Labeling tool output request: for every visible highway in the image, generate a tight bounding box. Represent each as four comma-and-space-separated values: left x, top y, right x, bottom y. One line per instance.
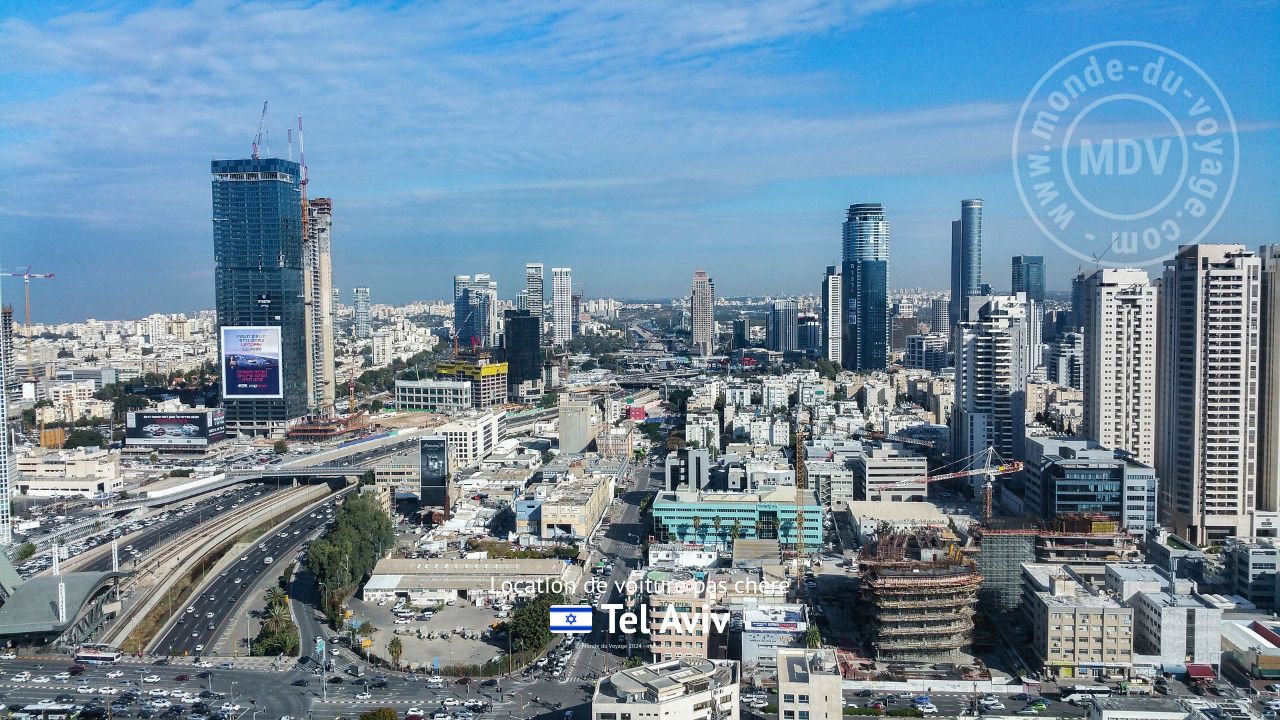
154, 494, 341, 657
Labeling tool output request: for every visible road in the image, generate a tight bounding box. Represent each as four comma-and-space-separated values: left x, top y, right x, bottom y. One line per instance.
153, 495, 342, 657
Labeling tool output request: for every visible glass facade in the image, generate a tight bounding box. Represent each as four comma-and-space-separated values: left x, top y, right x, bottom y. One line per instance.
950, 199, 983, 327
841, 203, 890, 371
1012, 255, 1046, 305
502, 309, 541, 390
212, 157, 308, 433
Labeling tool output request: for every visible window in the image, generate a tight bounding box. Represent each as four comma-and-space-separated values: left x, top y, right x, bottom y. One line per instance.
799, 694, 809, 703
783, 694, 795, 703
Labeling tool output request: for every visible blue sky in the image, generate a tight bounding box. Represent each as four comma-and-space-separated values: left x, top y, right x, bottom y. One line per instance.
1, 0, 1277, 321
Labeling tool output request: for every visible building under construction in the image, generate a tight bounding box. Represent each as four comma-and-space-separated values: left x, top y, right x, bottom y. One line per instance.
860, 530, 982, 663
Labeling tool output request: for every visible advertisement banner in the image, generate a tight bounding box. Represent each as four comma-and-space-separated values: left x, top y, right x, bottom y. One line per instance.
125, 411, 224, 447
221, 326, 283, 399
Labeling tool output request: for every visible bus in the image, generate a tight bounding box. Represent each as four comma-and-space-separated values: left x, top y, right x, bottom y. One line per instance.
74, 644, 122, 665
12, 704, 80, 720
1062, 684, 1112, 704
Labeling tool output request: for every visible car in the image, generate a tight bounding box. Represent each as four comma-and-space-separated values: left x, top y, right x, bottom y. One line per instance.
107, 671, 124, 679
442, 698, 460, 707
481, 678, 498, 688
328, 676, 344, 684
32, 675, 51, 683
866, 702, 886, 710
1016, 709, 1040, 716
456, 677, 472, 685
856, 689, 875, 697
430, 713, 450, 720
982, 702, 1007, 711
355, 692, 371, 700
0, 652, 14, 660
148, 689, 170, 697
11, 671, 30, 682
78, 686, 96, 694
220, 704, 241, 713
292, 679, 309, 687
1267, 700, 1280, 711
54, 672, 72, 681
143, 675, 161, 683
174, 674, 190, 682
917, 704, 939, 715
1010, 693, 1033, 702
194, 644, 205, 652
100, 687, 119, 695
234, 577, 242, 584
149, 699, 171, 708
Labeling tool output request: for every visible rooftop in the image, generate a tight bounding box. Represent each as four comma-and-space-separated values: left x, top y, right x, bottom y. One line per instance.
0, 572, 121, 637
595, 658, 738, 703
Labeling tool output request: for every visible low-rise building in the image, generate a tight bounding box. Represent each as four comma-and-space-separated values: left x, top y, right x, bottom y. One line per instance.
14, 447, 123, 498
590, 658, 740, 720
362, 557, 574, 606
776, 648, 843, 720
1224, 540, 1280, 609
394, 379, 472, 413
853, 442, 928, 502
652, 486, 822, 553
740, 605, 808, 679
1129, 591, 1221, 669
438, 410, 504, 469
596, 422, 634, 459
1023, 564, 1134, 679
539, 473, 614, 539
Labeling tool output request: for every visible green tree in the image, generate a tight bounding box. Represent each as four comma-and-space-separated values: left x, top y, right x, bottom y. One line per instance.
539, 391, 560, 409
387, 637, 403, 669
507, 591, 566, 653
273, 439, 289, 454
15, 543, 36, 562
359, 709, 398, 720
369, 399, 384, 412
263, 603, 292, 634
712, 516, 723, 545
358, 620, 376, 637
63, 429, 105, 449
806, 625, 822, 648
264, 587, 287, 608
729, 520, 742, 546
691, 515, 702, 543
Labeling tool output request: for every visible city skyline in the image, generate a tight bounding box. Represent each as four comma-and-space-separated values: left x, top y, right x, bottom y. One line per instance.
2, 2, 1278, 322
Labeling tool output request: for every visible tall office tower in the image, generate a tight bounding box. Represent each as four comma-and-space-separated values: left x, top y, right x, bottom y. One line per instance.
1011, 255, 1046, 306
302, 197, 336, 416
1080, 268, 1157, 466
1069, 272, 1089, 330
1257, 246, 1280, 516
1157, 245, 1263, 543
797, 313, 822, 351
767, 300, 799, 353
502, 309, 542, 398
515, 290, 529, 313
352, 287, 371, 338
821, 265, 843, 365
953, 294, 1041, 464
453, 274, 499, 348
551, 268, 573, 345
524, 263, 545, 321
949, 199, 983, 330
928, 298, 950, 335
212, 157, 308, 435
690, 270, 715, 356
732, 317, 751, 350
841, 203, 890, 371
0, 286, 10, 545
0, 306, 13, 393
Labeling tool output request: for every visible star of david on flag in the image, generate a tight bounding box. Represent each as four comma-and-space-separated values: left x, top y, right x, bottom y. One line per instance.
549, 604, 592, 634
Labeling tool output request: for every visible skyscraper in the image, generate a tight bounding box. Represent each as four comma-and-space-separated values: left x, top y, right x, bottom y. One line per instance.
1080, 268, 1157, 466
732, 316, 751, 350
953, 294, 1041, 463
841, 203, 890, 371
821, 265, 842, 366
0, 306, 13, 394
0, 285, 10, 545
1011, 255, 1046, 306
302, 197, 336, 416
502, 309, 542, 399
767, 300, 799, 353
453, 274, 499, 348
525, 263, 545, 322
690, 270, 715, 356
1157, 244, 1263, 543
928, 298, 949, 335
352, 287, 371, 338
552, 268, 573, 345
950, 199, 983, 329
212, 157, 308, 435
1257, 245, 1280, 517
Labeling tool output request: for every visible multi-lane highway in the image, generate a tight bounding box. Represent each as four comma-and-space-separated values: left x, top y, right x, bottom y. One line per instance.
155, 495, 342, 657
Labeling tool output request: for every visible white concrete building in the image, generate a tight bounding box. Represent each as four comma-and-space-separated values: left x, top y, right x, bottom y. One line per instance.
394, 379, 472, 413
776, 648, 843, 720
591, 658, 739, 720
853, 442, 928, 502
1129, 591, 1221, 668
438, 411, 504, 469
954, 293, 1041, 464
302, 197, 337, 416
691, 270, 715, 356
761, 377, 788, 411
822, 265, 842, 366
371, 329, 395, 366
14, 447, 123, 498
1157, 245, 1263, 544
552, 267, 573, 345
524, 263, 545, 321
1081, 268, 1157, 467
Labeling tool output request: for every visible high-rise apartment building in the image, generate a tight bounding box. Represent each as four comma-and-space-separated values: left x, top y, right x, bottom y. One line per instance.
954, 294, 1041, 463
551, 267, 573, 345
0, 306, 13, 393
502, 309, 541, 399
767, 300, 798, 353
212, 157, 308, 435
928, 297, 950, 335
524, 263, 545, 321
1045, 332, 1083, 390
1012, 255, 1046, 306
950, 199, 983, 329
690, 270, 715, 356
732, 316, 751, 350
453, 274, 499, 348
842, 203, 889, 371
1157, 245, 1263, 543
1081, 268, 1157, 466
1257, 246, 1280, 517
352, 286, 371, 338
821, 265, 842, 366
0, 287, 10, 545
302, 197, 336, 416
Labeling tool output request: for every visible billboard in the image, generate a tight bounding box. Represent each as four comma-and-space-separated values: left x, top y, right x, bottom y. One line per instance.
221, 326, 283, 399
419, 436, 449, 507
125, 410, 226, 448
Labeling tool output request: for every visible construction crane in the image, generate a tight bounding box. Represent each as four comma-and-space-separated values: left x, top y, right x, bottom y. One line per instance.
251, 100, 269, 160
882, 447, 1023, 524
852, 428, 934, 449
792, 426, 810, 562
1, 266, 55, 381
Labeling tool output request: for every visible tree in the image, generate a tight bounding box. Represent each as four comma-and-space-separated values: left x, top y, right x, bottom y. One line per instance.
691, 516, 702, 542
712, 516, 723, 545
359, 710, 398, 720
729, 520, 742, 546
15, 543, 36, 562
358, 620, 376, 637
806, 625, 822, 649
370, 399, 384, 413
387, 637, 403, 669
264, 587, 287, 608
507, 591, 566, 653
263, 604, 292, 634
539, 391, 559, 410
64, 429, 105, 449
273, 439, 289, 454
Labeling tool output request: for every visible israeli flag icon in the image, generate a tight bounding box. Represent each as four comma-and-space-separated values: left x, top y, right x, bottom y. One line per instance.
549, 605, 592, 634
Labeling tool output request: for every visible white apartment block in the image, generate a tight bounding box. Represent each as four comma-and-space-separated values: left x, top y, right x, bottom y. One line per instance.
524, 263, 545, 320
394, 379, 472, 413
1082, 268, 1157, 467
691, 270, 716, 356
954, 294, 1041, 464
822, 265, 842, 366
1130, 591, 1222, 668
438, 410, 504, 469
762, 377, 789, 410
1261, 245, 1280, 517
685, 410, 721, 453
853, 442, 928, 501
591, 659, 739, 720
776, 648, 843, 720
371, 329, 395, 366
552, 267, 573, 345
1157, 244, 1262, 544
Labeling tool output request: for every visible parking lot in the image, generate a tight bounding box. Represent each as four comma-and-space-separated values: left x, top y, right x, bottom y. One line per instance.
347, 596, 504, 671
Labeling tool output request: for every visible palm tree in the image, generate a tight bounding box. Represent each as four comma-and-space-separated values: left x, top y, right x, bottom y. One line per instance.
729, 520, 742, 546
263, 604, 292, 634
712, 516, 723, 547
387, 637, 403, 669
691, 516, 702, 543
264, 587, 286, 608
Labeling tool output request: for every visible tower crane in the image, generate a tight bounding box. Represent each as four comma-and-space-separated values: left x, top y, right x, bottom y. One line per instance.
792, 425, 811, 561
251, 100, 269, 160
881, 446, 1022, 524
1, 267, 55, 381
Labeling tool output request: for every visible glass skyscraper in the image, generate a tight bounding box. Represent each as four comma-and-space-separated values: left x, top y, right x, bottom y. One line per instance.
212, 157, 309, 435
1012, 255, 1046, 306
950, 199, 983, 328
841, 203, 889, 371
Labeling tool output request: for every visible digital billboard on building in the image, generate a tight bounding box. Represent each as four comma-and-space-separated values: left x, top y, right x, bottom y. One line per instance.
221, 326, 283, 399
419, 436, 449, 507
125, 410, 226, 448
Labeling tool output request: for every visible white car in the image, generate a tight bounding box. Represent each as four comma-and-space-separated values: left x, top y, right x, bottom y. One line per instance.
99, 687, 119, 695
221, 703, 242, 713
983, 702, 1007, 711
355, 692, 371, 700
195, 661, 213, 668
106, 670, 124, 678
917, 704, 939, 715
0, 652, 15, 660
195, 644, 205, 653
77, 686, 96, 694
54, 672, 72, 681
149, 699, 171, 709
31, 675, 51, 683
442, 698, 460, 707
148, 688, 170, 696
143, 674, 161, 683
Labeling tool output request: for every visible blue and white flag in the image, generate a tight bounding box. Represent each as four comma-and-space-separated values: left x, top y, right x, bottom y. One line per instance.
549, 605, 592, 634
